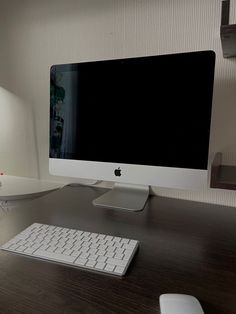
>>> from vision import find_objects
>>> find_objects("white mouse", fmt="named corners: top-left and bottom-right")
top-left (159, 294), bottom-right (204, 314)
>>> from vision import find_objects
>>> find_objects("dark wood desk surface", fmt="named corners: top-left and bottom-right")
top-left (0, 186), bottom-right (236, 314)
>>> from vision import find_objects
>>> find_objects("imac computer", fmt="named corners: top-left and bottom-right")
top-left (49, 50), bottom-right (215, 211)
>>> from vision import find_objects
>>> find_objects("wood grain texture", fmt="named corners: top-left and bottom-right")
top-left (0, 186), bottom-right (236, 313)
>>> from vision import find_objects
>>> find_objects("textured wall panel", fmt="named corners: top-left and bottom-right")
top-left (0, 0), bottom-right (236, 206)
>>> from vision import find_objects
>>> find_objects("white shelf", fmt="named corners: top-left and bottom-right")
top-left (0, 175), bottom-right (63, 201)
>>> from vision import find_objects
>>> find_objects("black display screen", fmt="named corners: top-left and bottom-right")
top-left (50, 50), bottom-right (215, 170)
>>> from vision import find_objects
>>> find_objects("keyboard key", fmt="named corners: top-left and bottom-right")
top-left (88, 254), bottom-right (98, 261)
top-left (24, 247), bottom-right (37, 254)
top-left (54, 248), bottom-right (65, 254)
top-left (97, 256), bottom-right (107, 263)
top-left (95, 262), bottom-right (106, 270)
top-left (15, 245), bottom-right (27, 252)
top-left (71, 251), bottom-right (81, 257)
top-left (9, 244), bottom-right (19, 250)
top-left (34, 249), bottom-right (76, 263)
top-left (86, 260), bottom-right (96, 267)
top-left (114, 266), bottom-right (125, 274)
top-left (74, 258), bottom-right (87, 266)
top-left (104, 264), bottom-right (115, 272)
top-left (114, 254), bottom-right (124, 260)
top-left (80, 253), bottom-right (89, 259)
top-left (105, 252), bottom-right (114, 258)
top-left (63, 249), bottom-right (73, 255)
top-left (106, 258), bottom-right (127, 267)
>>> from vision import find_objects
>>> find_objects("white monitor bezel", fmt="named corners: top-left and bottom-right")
top-left (49, 158), bottom-right (208, 190)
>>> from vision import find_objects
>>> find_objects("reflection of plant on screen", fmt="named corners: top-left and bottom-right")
top-left (50, 71), bottom-right (65, 158)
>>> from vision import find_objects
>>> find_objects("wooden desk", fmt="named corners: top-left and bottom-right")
top-left (0, 186), bottom-right (236, 313)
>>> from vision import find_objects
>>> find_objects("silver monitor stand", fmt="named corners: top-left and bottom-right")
top-left (93, 183), bottom-right (149, 211)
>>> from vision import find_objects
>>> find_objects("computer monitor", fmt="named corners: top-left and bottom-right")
top-left (49, 50), bottom-right (215, 211)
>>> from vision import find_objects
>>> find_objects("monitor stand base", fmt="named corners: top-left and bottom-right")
top-left (93, 183), bottom-right (149, 211)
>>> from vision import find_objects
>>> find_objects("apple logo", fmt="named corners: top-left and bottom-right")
top-left (114, 167), bottom-right (121, 177)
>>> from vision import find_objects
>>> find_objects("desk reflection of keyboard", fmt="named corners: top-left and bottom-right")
top-left (1, 223), bottom-right (139, 276)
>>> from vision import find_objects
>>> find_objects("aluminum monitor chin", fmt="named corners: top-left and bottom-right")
top-left (49, 50), bottom-right (215, 211)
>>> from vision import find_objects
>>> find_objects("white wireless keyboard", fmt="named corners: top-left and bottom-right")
top-left (0, 223), bottom-right (139, 276)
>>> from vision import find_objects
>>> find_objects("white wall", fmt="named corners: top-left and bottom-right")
top-left (1, 0), bottom-right (236, 205)
top-left (0, 5), bottom-right (38, 178)
top-left (0, 88), bottom-right (39, 177)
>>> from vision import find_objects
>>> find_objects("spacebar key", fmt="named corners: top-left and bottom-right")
top-left (33, 249), bottom-right (76, 263)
